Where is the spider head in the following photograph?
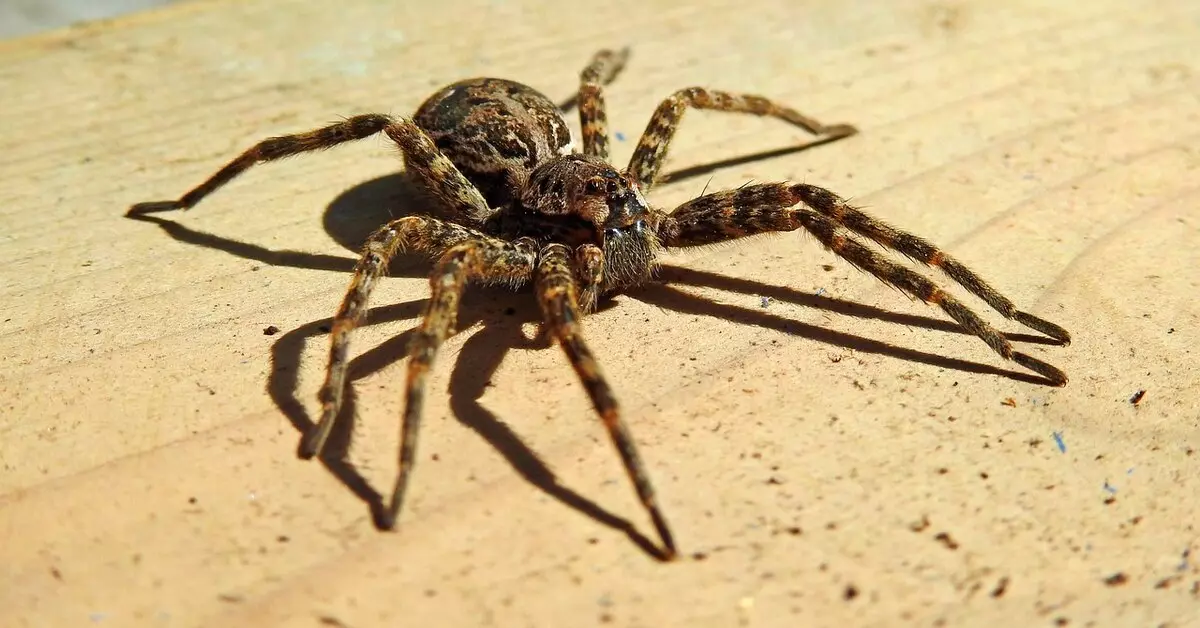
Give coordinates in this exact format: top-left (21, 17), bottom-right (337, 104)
top-left (520, 154), bottom-right (659, 288)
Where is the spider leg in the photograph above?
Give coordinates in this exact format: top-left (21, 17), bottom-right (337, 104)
top-left (626, 88), bottom-right (858, 191)
top-left (573, 244), bottom-right (605, 313)
top-left (302, 216), bottom-right (500, 458)
top-left (309, 227), bottom-right (537, 530)
top-left (131, 114), bottom-right (493, 223)
top-left (656, 184), bottom-right (1069, 386)
top-left (789, 184), bottom-right (1070, 344)
top-left (536, 243), bottom-right (676, 558)
top-left (577, 47), bottom-right (630, 161)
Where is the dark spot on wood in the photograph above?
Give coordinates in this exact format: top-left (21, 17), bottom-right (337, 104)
top-left (934, 532), bottom-right (959, 550)
top-left (1129, 389), bottom-right (1146, 404)
top-left (1103, 572), bottom-right (1128, 586)
top-left (990, 576), bottom-right (1009, 598)
top-left (263, 325), bottom-right (280, 335)
top-left (843, 585), bottom-right (859, 600)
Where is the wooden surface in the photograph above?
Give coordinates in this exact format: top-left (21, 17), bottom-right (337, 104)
top-left (2, 0), bottom-right (1198, 626)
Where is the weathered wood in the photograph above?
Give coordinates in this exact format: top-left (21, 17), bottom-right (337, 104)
top-left (1, 0), bottom-right (1197, 625)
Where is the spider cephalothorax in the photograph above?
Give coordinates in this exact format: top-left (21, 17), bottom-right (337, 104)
top-left (129, 48), bottom-right (1070, 560)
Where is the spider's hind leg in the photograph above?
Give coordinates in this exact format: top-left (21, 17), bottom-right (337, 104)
top-left (576, 47), bottom-right (631, 161)
top-left (626, 87), bottom-right (857, 191)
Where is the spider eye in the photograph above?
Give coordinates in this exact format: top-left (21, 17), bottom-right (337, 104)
top-left (585, 178), bottom-right (606, 195)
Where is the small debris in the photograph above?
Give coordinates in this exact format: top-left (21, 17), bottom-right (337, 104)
top-left (319, 617), bottom-right (349, 628)
top-left (1103, 572), bottom-right (1128, 587)
top-left (909, 515), bottom-right (931, 532)
top-left (814, 287), bottom-right (827, 297)
top-left (1103, 481), bottom-right (1118, 495)
top-left (614, 131), bottom-right (626, 142)
top-left (934, 532), bottom-right (960, 550)
top-left (759, 295), bottom-right (773, 308)
top-left (263, 325), bottom-right (280, 336)
top-left (1052, 431), bottom-right (1066, 453)
top-left (990, 576), bottom-right (1010, 598)
top-left (1001, 397), bottom-right (1017, 407)
top-left (843, 585), bottom-right (859, 601)
top-left (1129, 389), bottom-right (1146, 405)
top-left (821, 264), bottom-right (835, 272)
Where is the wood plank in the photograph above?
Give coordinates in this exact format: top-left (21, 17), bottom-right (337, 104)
top-left (1, 0), bottom-right (1197, 626)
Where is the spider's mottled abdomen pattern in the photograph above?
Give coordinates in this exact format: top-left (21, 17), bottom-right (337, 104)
top-left (130, 49), bottom-right (1070, 560)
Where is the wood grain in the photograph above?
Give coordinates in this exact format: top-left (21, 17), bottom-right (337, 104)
top-left (1, 0), bottom-right (1197, 626)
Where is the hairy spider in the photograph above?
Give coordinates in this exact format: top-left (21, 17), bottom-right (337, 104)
top-left (130, 48), bottom-right (1070, 559)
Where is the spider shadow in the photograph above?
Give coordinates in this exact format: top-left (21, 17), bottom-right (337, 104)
top-left (631, 266), bottom-right (1056, 386)
top-left (269, 289), bottom-right (668, 559)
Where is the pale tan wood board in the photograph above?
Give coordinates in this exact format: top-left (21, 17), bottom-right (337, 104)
top-left (1, 0), bottom-right (1198, 626)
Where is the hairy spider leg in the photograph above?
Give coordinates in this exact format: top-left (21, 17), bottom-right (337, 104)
top-left (536, 243), bottom-right (677, 558)
top-left (655, 183), bottom-right (1069, 386)
top-left (129, 114), bottom-right (494, 224)
top-left (626, 87), bottom-right (858, 191)
top-left (576, 47), bottom-right (630, 162)
top-left (307, 224), bottom-right (538, 529)
top-left (302, 216), bottom-right (489, 457)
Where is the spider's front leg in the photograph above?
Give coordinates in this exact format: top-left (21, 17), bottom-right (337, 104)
top-left (303, 219), bottom-right (536, 529)
top-left (655, 184), bottom-right (1070, 386)
top-left (627, 87), bottom-right (858, 191)
top-left (576, 47), bottom-right (631, 161)
top-left (536, 243), bottom-right (677, 558)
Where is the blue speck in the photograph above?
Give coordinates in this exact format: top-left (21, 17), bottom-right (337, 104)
top-left (1052, 431), bottom-right (1066, 453)
top-left (614, 131), bottom-right (626, 142)
top-left (1103, 481), bottom-right (1117, 494)
top-left (1126, 467), bottom-right (1134, 475)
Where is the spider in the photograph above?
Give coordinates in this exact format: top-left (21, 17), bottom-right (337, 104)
top-left (130, 48), bottom-right (1070, 559)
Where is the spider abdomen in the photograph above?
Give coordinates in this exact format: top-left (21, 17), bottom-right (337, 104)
top-left (412, 78), bottom-right (574, 209)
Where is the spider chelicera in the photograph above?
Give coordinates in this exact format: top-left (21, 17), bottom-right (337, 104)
top-left (129, 48), bottom-right (1070, 559)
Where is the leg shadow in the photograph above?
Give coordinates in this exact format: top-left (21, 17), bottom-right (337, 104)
top-left (269, 288), bottom-right (668, 559)
top-left (629, 281), bottom-right (1051, 386)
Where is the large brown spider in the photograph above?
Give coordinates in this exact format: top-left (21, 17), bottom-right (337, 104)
top-left (130, 48), bottom-right (1070, 559)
